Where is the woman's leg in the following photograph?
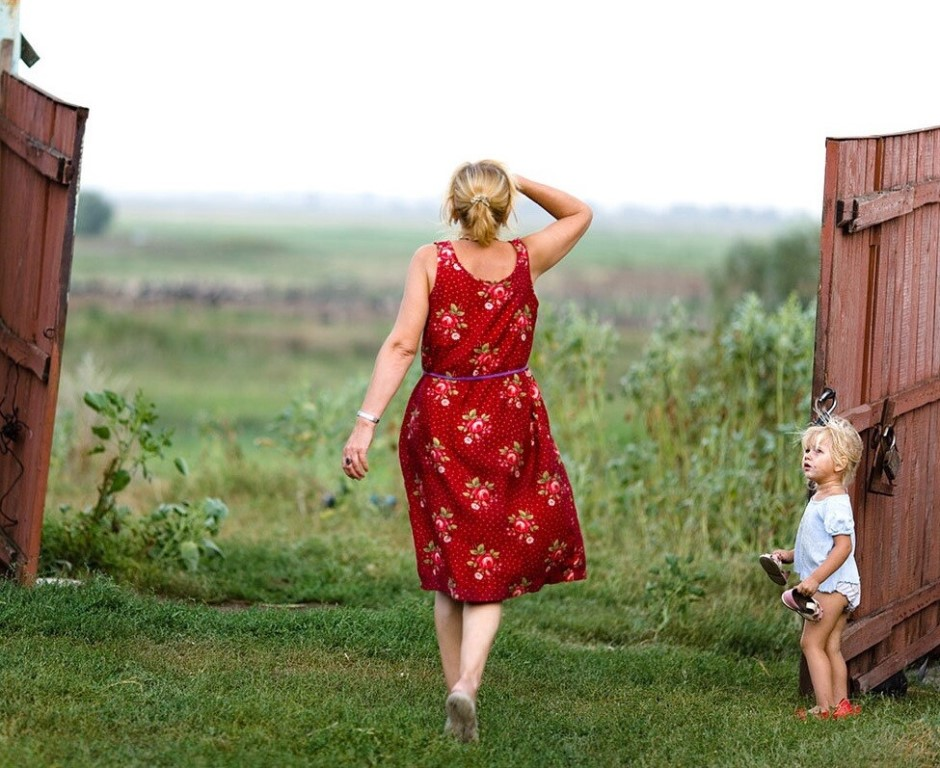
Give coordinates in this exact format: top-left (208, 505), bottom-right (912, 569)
top-left (433, 592), bottom-right (503, 700)
top-left (435, 594), bottom-right (502, 742)
top-left (800, 591), bottom-right (849, 710)
top-left (451, 601), bottom-right (502, 700)
top-left (434, 592), bottom-right (464, 691)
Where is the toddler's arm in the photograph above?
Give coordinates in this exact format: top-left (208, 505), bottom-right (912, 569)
top-left (796, 534), bottom-right (851, 596)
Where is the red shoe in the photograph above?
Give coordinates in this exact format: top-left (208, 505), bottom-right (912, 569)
top-left (831, 698), bottom-right (861, 719)
top-left (795, 705), bottom-right (830, 721)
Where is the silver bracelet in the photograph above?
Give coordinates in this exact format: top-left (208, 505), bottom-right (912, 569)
top-left (356, 410), bottom-right (380, 424)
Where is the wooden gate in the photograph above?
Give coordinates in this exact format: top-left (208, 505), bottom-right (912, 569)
top-left (814, 125), bottom-right (940, 692)
top-left (0, 71), bottom-right (87, 582)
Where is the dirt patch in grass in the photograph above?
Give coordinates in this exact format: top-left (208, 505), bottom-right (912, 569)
top-left (209, 599), bottom-right (339, 612)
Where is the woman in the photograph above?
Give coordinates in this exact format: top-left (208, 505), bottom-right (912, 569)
top-left (342, 160), bottom-right (592, 742)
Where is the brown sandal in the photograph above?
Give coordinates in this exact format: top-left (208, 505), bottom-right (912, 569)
top-left (759, 553), bottom-right (790, 585)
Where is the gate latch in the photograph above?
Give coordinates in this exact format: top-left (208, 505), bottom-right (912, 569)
top-left (868, 424), bottom-right (901, 495)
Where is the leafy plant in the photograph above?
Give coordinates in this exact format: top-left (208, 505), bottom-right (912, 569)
top-left (41, 390), bottom-right (226, 576)
top-left (83, 389), bottom-right (178, 531)
top-left (615, 294), bottom-right (815, 555)
top-left (261, 373), bottom-right (405, 515)
top-left (531, 302), bottom-right (619, 437)
top-left (143, 497), bottom-right (228, 572)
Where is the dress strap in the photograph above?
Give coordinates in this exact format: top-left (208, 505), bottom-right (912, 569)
top-left (510, 238), bottom-right (529, 264)
top-left (434, 240), bottom-right (456, 261)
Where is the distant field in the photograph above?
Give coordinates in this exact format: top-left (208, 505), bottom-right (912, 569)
top-left (60, 205), bottom-right (793, 451)
top-left (73, 203), bottom-right (775, 293)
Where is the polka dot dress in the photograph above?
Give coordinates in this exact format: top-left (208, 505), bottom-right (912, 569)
top-left (398, 240), bottom-right (587, 603)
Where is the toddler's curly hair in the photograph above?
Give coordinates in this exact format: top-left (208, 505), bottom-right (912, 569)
top-left (801, 414), bottom-right (864, 485)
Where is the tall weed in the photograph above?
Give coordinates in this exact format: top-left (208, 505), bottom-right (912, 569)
top-left (531, 302), bottom-right (621, 453)
top-left (616, 293), bottom-right (815, 555)
top-left (259, 370), bottom-right (413, 518)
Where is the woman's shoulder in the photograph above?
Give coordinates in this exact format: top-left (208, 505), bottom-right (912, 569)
top-left (410, 243), bottom-right (443, 284)
top-left (415, 242), bottom-right (444, 261)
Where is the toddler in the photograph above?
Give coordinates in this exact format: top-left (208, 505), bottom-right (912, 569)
top-left (760, 414), bottom-right (863, 720)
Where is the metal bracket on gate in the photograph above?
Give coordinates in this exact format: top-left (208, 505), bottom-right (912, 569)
top-left (812, 387), bottom-right (837, 424)
top-left (804, 387), bottom-right (839, 501)
top-left (868, 400), bottom-right (901, 496)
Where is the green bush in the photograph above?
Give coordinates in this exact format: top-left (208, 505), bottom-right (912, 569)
top-left (75, 190), bottom-right (115, 236)
top-left (45, 295), bottom-right (815, 643)
top-left (710, 225), bottom-right (819, 314)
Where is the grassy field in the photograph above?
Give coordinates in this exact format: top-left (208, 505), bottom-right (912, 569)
top-left (14, 203), bottom-right (938, 766)
top-left (61, 205), bottom-right (748, 450)
top-left (2, 577), bottom-right (939, 768)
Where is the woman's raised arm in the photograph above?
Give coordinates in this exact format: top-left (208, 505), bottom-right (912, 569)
top-left (516, 176), bottom-right (592, 279)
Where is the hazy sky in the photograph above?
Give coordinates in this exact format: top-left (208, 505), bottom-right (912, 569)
top-left (16, 1), bottom-right (940, 215)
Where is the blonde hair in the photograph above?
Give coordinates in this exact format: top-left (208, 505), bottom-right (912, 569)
top-left (801, 415), bottom-right (864, 485)
top-left (442, 160), bottom-right (517, 247)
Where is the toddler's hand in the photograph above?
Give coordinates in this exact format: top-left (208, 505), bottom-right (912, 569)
top-left (772, 549), bottom-right (792, 564)
top-left (797, 578), bottom-right (819, 596)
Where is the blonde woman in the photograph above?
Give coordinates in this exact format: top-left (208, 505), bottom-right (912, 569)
top-left (342, 160), bottom-right (592, 741)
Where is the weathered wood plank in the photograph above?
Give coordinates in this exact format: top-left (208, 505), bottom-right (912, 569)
top-left (843, 580), bottom-right (940, 657)
top-left (0, 316), bottom-right (49, 381)
top-left (820, 126), bottom-right (940, 691)
top-left (855, 622), bottom-right (940, 692)
top-left (836, 178), bottom-right (940, 233)
top-left (0, 113), bottom-right (74, 184)
top-left (840, 376), bottom-right (940, 433)
top-left (0, 72), bottom-right (86, 580)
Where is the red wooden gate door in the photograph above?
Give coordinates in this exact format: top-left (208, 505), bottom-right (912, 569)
top-left (816, 125), bottom-right (940, 692)
top-left (0, 71), bottom-right (87, 582)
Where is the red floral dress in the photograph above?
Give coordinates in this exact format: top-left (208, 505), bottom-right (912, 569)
top-left (398, 239), bottom-right (587, 603)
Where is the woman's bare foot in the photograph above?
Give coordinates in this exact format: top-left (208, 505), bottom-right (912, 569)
top-left (444, 691), bottom-right (478, 742)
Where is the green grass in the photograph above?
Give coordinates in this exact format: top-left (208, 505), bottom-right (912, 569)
top-left (27, 209), bottom-right (940, 766)
top-left (2, 579), bottom-right (938, 768)
top-left (71, 208), bottom-right (752, 301)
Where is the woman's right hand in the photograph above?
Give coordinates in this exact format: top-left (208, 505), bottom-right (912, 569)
top-left (514, 175), bottom-right (592, 279)
top-left (342, 422), bottom-right (375, 480)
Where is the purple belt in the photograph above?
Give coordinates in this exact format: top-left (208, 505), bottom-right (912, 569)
top-left (423, 366), bottom-right (529, 382)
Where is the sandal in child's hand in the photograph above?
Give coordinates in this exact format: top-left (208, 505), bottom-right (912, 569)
top-left (797, 578), bottom-right (819, 596)
top-left (782, 588), bottom-right (824, 622)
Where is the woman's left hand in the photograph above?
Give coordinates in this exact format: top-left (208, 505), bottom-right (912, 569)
top-left (342, 422), bottom-right (375, 480)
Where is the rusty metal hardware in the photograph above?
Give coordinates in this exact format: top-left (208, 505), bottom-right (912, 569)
top-left (881, 427), bottom-right (901, 482)
top-left (868, 424), bottom-right (901, 495)
top-left (812, 387), bottom-right (837, 424)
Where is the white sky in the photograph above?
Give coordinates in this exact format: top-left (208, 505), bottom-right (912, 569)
top-left (15, 0), bottom-right (940, 215)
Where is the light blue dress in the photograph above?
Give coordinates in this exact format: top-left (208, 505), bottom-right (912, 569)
top-left (793, 494), bottom-right (860, 600)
